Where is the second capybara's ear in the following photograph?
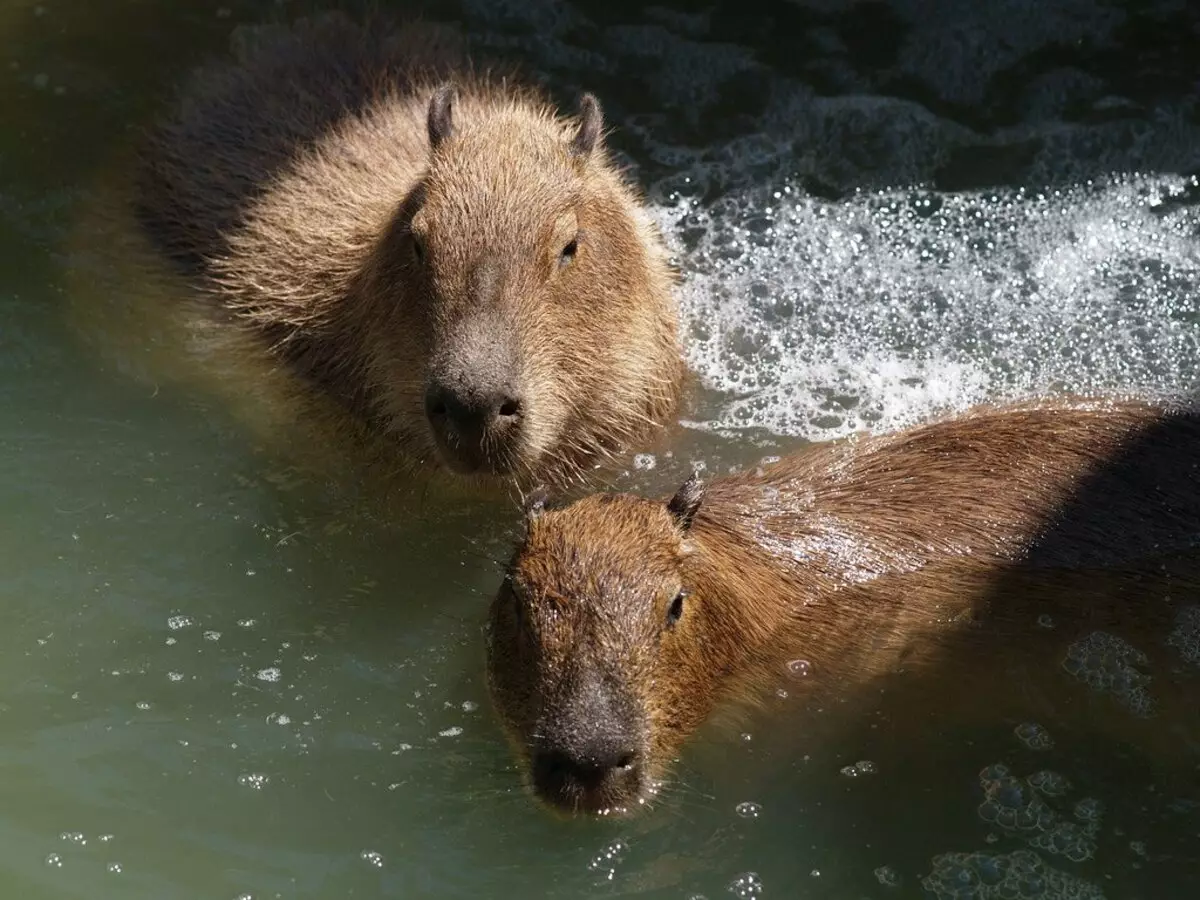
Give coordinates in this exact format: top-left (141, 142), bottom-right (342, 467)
top-left (427, 83), bottom-right (455, 150)
top-left (666, 472), bottom-right (704, 533)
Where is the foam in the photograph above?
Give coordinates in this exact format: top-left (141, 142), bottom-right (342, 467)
top-left (650, 174), bottom-right (1200, 441)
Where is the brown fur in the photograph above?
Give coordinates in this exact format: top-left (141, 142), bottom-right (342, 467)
top-left (486, 396), bottom-right (1200, 816)
top-left (127, 12), bottom-right (683, 489)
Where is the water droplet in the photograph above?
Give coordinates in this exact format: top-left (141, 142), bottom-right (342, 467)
top-left (360, 850), bottom-right (384, 868)
top-left (735, 801), bottom-right (761, 818)
top-left (786, 658), bottom-right (813, 677)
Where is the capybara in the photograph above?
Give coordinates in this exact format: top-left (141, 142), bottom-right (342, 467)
top-left (127, 12), bottom-right (682, 489)
top-left (485, 397), bottom-right (1200, 816)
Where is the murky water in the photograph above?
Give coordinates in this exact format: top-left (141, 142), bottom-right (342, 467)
top-left (2, 0), bottom-right (1199, 897)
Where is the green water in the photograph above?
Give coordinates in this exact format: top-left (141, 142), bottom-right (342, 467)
top-left (2, 1), bottom-right (1199, 898)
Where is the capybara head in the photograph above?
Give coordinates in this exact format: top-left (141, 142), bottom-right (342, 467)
top-left (364, 84), bottom-right (682, 486)
top-left (486, 477), bottom-right (720, 816)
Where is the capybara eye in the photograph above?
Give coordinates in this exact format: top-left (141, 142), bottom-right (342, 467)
top-left (666, 590), bottom-right (685, 628)
top-left (558, 234), bottom-right (579, 268)
top-left (411, 233), bottom-right (424, 263)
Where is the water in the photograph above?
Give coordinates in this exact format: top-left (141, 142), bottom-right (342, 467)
top-left (2, 0), bottom-right (1199, 897)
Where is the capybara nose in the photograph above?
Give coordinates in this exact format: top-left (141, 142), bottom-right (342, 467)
top-left (531, 744), bottom-right (640, 811)
top-left (424, 381), bottom-right (525, 471)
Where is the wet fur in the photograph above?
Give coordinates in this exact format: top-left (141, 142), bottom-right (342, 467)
top-left (487, 397), bottom-right (1200, 814)
top-left (106, 11), bottom-right (682, 491)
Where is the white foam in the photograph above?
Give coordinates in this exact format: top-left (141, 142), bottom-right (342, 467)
top-left (648, 173), bottom-right (1200, 441)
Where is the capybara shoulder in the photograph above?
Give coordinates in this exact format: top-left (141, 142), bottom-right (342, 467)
top-left (486, 397), bottom-right (1200, 815)
top-left (133, 13), bottom-right (683, 489)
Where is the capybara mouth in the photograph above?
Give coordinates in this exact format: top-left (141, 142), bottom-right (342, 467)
top-left (428, 433), bottom-right (521, 477)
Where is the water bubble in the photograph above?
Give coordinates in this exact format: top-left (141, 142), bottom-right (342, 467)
top-left (166, 615), bottom-right (193, 630)
top-left (135, 701), bottom-right (152, 711)
top-left (786, 659), bottom-right (813, 678)
top-left (1014, 722), bottom-right (1054, 750)
top-left (461, 701), bottom-right (478, 712)
top-left (1037, 614), bottom-right (1055, 629)
top-left (44, 853), bottom-right (62, 867)
top-left (98, 834), bottom-right (114, 843)
top-left (728, 871), bottom-right (763, 897)
top-left (167, 671), bottom-right (184, 682)
top-left (204, 630), bottom-right (222, 642)
top-left (874, 865), bottom-right (900, 887)
top-left (255, 667), bottom-right (281, 683)
top-left (106, 862), bottom-right (122, 874)
top-left (59, 831), bottom-right (86, 845)
top-left (841, 759), bottom-right (877, 777)
top-left (438, 726), bottom-right (463, 738)
top-left (237, 773), bottom-right (269, 790)
top-left (632, 453), bottom-right (657, 470)
top-left (588, 839), bottom-right (628, 881)
top-left (237, 619), bottom-right (257, 628)
top-left (735, 801), bottom-right (762, 818)
top-left (360, 850), bottom-right (384, 868)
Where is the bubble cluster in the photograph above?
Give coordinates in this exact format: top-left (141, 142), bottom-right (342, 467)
top-left (923, 849), bottom-right (1105, 899)
top-left (1167, 605), bottom-right (1200, 667)
top-left (977, 764), bottom-right (1099, 862)
top-left (840, 759), bottom-right (877, 778)
top-left (237, 773), bottom-right (269, 790)
top-left (360, 850), bottom-right (384, 868)
top-left (874, 865), bottom-right (901, 887)
top-left (1014, 722), bottom-right (1055, 751)
top-left (587, 839), bottom-right (628, 882)
top-left (1061, 631), bottom-right (1154, 716)
top-left (735, 801), bottom-right (761, 819)
top-left (727, 871), bottom-right (764, 898)
top-left (656, 175), bottom-right (1200, 443)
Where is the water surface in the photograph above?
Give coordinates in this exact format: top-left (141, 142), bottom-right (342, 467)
top-left (2, 1), bottom-right (1199, 897)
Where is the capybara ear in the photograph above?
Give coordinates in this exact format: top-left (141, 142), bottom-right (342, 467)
top-left (427, 83), bottom-right (456, 150)
top-left (569, 93), bottom-right (603, 158)
top-left (666, 472), bottom-right (704, 533)
top-left (524, 486), bottom-right (551, 520)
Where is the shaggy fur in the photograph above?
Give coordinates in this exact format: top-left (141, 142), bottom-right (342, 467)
top-left (487, 396), bottom-right (1200, 815)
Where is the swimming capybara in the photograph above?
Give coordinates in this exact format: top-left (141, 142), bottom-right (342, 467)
top-left (128, 12), bottom-right (683, 489)
top-left (485, 397), bottom-right (1200, 816)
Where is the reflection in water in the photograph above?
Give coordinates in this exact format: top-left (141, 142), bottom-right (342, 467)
top-left (1, 0), bottom-right (1198, 897)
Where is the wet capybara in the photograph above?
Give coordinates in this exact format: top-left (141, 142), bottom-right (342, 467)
top-left (128, 12), bottom-right (682, 488)
top-left (486, 397), bottom-right (1200, 816)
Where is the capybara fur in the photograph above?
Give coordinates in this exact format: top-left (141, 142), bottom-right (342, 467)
top-left (486, 397), bottom-right (1200, 816)
top-left (122, 12), bottom-right (682, 490)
